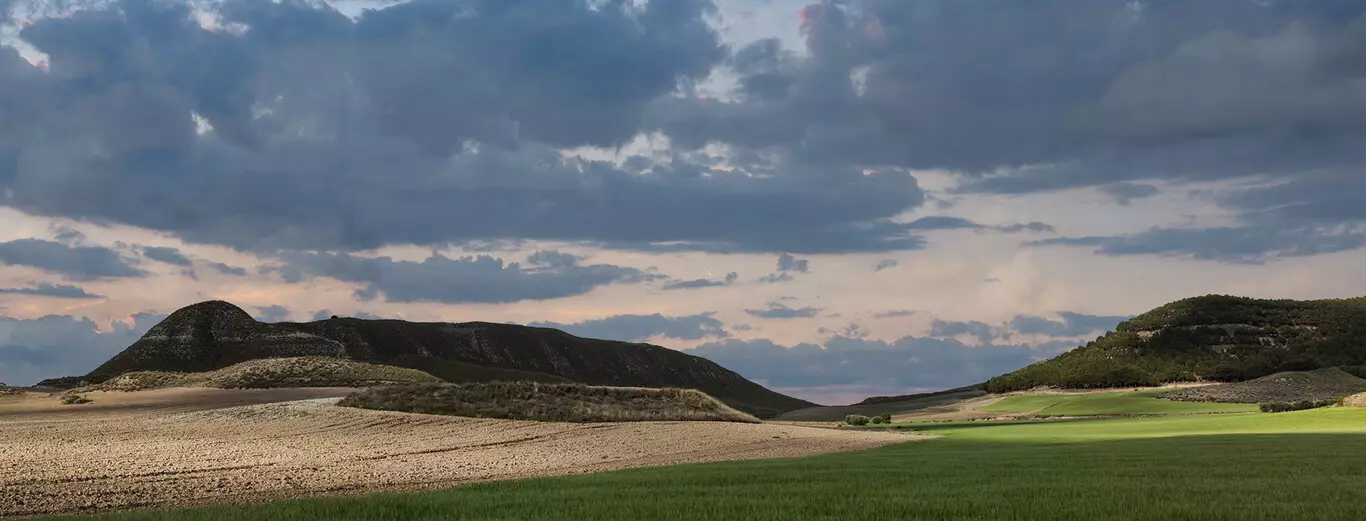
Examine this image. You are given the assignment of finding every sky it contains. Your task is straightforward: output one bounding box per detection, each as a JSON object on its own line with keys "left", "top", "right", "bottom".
{"left": 1, "top": 0, "right": 1364, "bottom": 403}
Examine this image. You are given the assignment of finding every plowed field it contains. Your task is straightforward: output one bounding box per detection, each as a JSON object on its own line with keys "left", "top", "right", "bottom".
{"left": 0, "top": 389, "right": 911, "bottom": 517}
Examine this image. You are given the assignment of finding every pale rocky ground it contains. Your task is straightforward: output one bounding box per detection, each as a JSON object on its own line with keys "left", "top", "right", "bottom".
{"left": 0, "top": 388, "right": 914, "bottom": 518}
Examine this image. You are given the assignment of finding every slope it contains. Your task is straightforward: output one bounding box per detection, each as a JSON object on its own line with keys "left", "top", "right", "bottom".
{"left": 40, "top": 301, "right": 812, "bottom": 418}
{"left": 986, "top": 295, "right": 1366, "bottom": 392}
{"left": 1163, "top": 367, "right": 1366, "bottom": 403}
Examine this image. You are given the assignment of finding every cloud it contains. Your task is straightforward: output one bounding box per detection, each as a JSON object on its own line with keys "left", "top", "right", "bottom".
{"left": 0, "top": 0, "right": 932, "bottom": 255}
{"left": 0, "top": 283, "right": 103, "bottom": 299}
{"left": 929, "top": 311, "right": 1128, "bottom": 344}
{"left": 530, "top": 312, "right": 728, "bottom": 342}
{"left": 0, "top": 312, "right": 165, "bottom": 386}
{"left": 688, "top": 335, "right": 1077, "bottom": 402}
{"left": 205, "top": 262, "right": 248, "bottom": 276}
{"left": 663, "top": 272, "right": 738, "bottom": 290}
{"left": 252, "top": 305, "right": 290, "bottom": 323}
{"left": 1010, "top": 312, "right": 1130, "bottom": 338}
{"left": 271, "top": 250, "right": 661, "bottom": 304}
{"left": 1098, "top": 183, "right": 1161, "bottom": 205}
{"left": 906, "top": 216, "right": 1055, "bottom": 234}
{"left": 0, "top": 239, "right": 146, "bottom": 280}
{"left": 874, "top": 259, "right": 898, "bottom": 272}
{"left": 649, "top": 0, "right": 1366, "bottom": 258}
{"left": 141, "top": 246, "right": 192, "bottom": 267}
{"left": 745, "top": 302, "right": 823, "bottom": 319}
{"left": 759, "top": 253, "right": 811, "bottom": 283}
{"left": 873, "top": 310, "right": 915, "bottom": 318}
{"left": 1028, "top": 224, "right": 1366, "bottom": 264}
{"left": 928, "top": 319, "right": 1000, "bottom": 345}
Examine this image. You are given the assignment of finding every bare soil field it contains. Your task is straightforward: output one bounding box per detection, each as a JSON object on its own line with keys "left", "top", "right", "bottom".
{"left": 0, "top": 388, "right": 912, "bottom": 518}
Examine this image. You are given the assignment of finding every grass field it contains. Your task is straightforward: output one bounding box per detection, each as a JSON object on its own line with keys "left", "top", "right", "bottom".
{"left": 47, "top": 407, "right": 1366, "bottom": 521}
{"left": 979, "top": 389, "right": 1258, "bottom": 416}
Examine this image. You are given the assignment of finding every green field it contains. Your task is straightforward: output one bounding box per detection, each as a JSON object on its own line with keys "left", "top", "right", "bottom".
{"left": 49, "top": 407, "right": 1366, "bottom": 521}
{"left": 979, "top": 389, "right": 1258, "bottom": 416}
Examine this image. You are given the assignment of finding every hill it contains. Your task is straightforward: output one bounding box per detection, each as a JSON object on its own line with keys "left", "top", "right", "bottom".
{"left": 1163, "top": 368, "right": 1366, "bottom": 403}
{"left": 775, "top": 385, "right": 987, "bottom": 422}
{"left": 986, "top": 295, "right": 1366, "bottom": 392}
{"left": 90, "top": 357, "right": 444, "bottom": 392}
{"left": 340, "top": 382, "right": 761, "bottom": 423}
{"left": 39, "top": 301, "right": 812, "bottom": 418}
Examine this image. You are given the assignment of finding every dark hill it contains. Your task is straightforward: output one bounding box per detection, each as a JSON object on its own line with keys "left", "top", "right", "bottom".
{"left": 986, "top": 295, "right": 1366, "bottom": 392}
{"left": 41, "top": 301, "right": 812, "bottom": 418}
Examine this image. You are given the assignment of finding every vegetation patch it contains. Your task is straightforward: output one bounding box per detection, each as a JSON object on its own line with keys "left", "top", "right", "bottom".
{"left": 1259, "top": 399, "right": 1337, "bottom": 413}
{"left": 92, "top": 357, "right": 442, "bottom": 391}
{"left": 338, "top": 382, "right": 759, "bottom": 423}
{"left": 985, "top": 389, "right": 1257, "bottom": 416}
{"left": 60, "top": 394, "right": 91, "bottom": 405}
{"left": 1164, "top": 368, "right": 1366, "bottom": 403}
{"left": 0, "top": 384, "right": 23, "bottom": 396}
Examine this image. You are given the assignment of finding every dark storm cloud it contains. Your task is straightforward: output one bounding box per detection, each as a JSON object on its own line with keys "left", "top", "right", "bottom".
{"left": 744, "top": 302, "right": 822, "bottom": 319}
{"left": 688, "top": 335, "right": 1076, "bottom": 394}
{"left": 270, "top": 250, "right": 662, "bottom": 304}
{"left": 650, "top": 0, "right": 1366, "bottom": 260}
{"left": 0, "top": 0, "right": 929, "bottom": 255}
{"left": 530, "top": 312, "right": 728, "bottom": 342}
{"left": 0, "top": 283, "right": 103, "bottom": 299}
{"left": 141, "top": 246, "right": 192, "bottom": 267}
{"left": 0, "top": 239, "right": 146, "bottom": 280}
{"left": 0, "top": 312, "right": 164, "bottom": 386}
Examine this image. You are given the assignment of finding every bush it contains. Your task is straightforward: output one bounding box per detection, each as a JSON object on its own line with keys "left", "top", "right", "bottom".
{"left": 1258, "top": 399, "right": 1335, "bottom": 413}
{"left": 870, "top": 413, "right": 893, "bottom": 424}
{"left": 61, "top": 394, "right": 92, "bottom": 405}
{"left": 844, "top": 414, "right": 871, "bottom": 426}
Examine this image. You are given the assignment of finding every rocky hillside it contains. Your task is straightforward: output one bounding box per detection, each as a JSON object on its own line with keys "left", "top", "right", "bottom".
{"left": 986, "top": 295, "right": 1366, "bottom": 393}
{"left": 41, "top": 301, "right": 812, "bottom": 418}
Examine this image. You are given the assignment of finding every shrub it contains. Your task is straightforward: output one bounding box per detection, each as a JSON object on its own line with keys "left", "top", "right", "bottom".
{"left": 844, "top": 414, "right": 871, "bottom": 426}
{"left": 870, "top": 413, "right": 893, "bottom": 424}
{"left": 1258, "top": 399, "right": 1335, "bottom": 413}
{"left": 61, "top": 394, "right": 92, "bottom": 405}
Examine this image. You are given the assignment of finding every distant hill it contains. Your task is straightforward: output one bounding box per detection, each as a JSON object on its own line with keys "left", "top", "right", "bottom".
{"left": 775, "top": 385, "right": 988, "bottom": 422}
{"left": 40, "top": 301, "right": 813, "bottom": 418}
{"left": 1163, "top": 367, "right": 1366, "bottom": 404}
{"left": 986, "top": 295, "right": 1366, "bottom": 393}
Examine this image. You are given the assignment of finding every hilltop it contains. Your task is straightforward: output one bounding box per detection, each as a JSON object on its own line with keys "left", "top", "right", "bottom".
{"left": 986, "top": 295, "right": 1366, "bottom": 392}
{"left": 39, "top": 301, "right": 812, "bottom": 418}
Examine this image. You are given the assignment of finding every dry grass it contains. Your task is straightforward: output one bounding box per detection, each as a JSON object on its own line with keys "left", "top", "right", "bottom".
{"left": 1164, "top": 367, "right": 1366, "bottom": 403}
{"left": 90, "top": 357, "right": 443, "bottom": 392}
{"left": 340, "top": 382, "right": 761, "bottom": 423}
{"left": 1346, "top": 393, "right": 1366, "bottom": 407}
